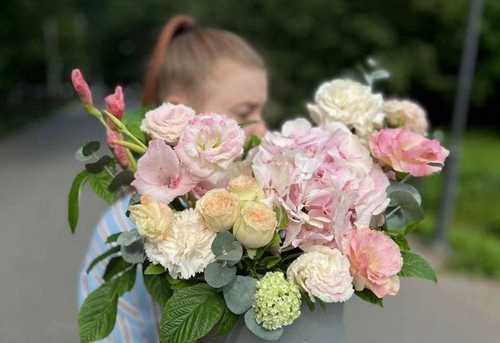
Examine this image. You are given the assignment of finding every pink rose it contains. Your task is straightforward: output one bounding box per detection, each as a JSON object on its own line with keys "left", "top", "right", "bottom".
{"left": 369, "top": 128, "right": 449, "bottom": 177}
{"left": 175, "top": 114, "right": 245, "bottom": 183}
{"left": 105, "top": 86, "right": 125, "bottom": 119}
{"left": 71, "top": 69, "right": 93, "bottom": 105}
{"left": 342, "top": 228, "right": 402, "bottom": 298}
{"left": 140, "top": 103, "right": 195, "bottom": 144}
{"left": 132, "top": 139, "right": 196, "bottom": 203}
{"left": 106, "top": 129, "right": 129, "bottom": 168}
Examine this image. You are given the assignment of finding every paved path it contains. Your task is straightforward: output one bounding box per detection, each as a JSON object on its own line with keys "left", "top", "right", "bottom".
{"left": 0, "top": 103, "right": 499, "bottom": 342}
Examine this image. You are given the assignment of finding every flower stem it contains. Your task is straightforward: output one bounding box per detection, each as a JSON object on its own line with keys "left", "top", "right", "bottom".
{"left": 113, "top": 140, "right": 146, "bottom": 154}
{"left": 103, "top": 110, "right": 147, "bottom": 150}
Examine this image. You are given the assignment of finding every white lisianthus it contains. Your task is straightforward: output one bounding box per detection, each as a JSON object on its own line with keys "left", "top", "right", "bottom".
{"left": 287, "top": 246, "right": 354, "bottom": 303}
{"left": 144, "top": 209, "right": 216, "bottom": 279}
{"left": 196, "top": 189, "right": 240, "bottom": 233}
{"left": 307, "top": 79, "right": 384, "bottom": 142}
{"left": 129, "top": 195, "right": 174, "bottom": 241}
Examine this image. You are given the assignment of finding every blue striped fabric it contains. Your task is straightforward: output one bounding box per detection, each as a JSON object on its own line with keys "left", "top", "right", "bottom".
{"left": 78, "top": 195, "right": 160, "bottom": 342}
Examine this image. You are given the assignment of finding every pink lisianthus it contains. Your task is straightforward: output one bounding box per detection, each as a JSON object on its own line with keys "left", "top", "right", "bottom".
{"left": 140, "top": 103, "right": 195, "bottom": 144}
{"left": 369, "top": 128, "right": 449, "bottom": 177}
{"left": 175, "top": 114, "right": 245, "bottom": 184}
{"left": 132, "top": 139, "right": 197, "bottom": 203}
{"left": 342, "top": 228, "right": 402, "bottom": 298}
{"left": 71, "top": 69, "right": 93, "bottom": 105}
{"left": 106, "top": 129, "right": 129, "bottom": 168}
{"left": 105, "top": 86, "right": 125, "bottom": 119}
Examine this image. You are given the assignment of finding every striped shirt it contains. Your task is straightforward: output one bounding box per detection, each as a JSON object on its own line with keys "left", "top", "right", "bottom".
{"left": 78, "top": 195, "right": 160, "bottom": 342}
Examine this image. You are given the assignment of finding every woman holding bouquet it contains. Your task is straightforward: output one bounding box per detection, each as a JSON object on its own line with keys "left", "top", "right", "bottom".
{"left": 79, "top": 15, "right": 269, "bottom": 342}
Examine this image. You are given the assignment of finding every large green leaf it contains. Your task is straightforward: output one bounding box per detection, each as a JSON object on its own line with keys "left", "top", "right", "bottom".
{"left": 79, "top": 282, "right": 118, "bottom": 342}
{"left": 160, "top": 284, "right": 225, "bottom": 343}
{"left": 355, "top": 289, "right": 384, "bottom": 307}
{"left": 144, "top": 263, "right": 166, "bottom": 275}
{"left": 86, "top": 246, "right": 120, "bottom": 273}
{"left": 113, "top": 266, "right": 137, "bottom": 296}
{"left": 399, "top": 251, "right": 437, "bottom": 282}
{"left": 123, "top": 108, "right": 147, "bottom": 144}
{"left": 143, "top": 273, "right": 172, "bottom": 306}
{"left": 87, "top": 170, "right": 116, "bottom": 204}
{"left": 68, "top": 170, "right": 89, "bottom": 233}
{"left": 216, "top": 306, "right": 239, "bottom": 337}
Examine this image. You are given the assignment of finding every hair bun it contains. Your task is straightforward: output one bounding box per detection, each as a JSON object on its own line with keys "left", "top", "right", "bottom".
{"left": 143, "top": 15, "right": 196, "bottom": 106}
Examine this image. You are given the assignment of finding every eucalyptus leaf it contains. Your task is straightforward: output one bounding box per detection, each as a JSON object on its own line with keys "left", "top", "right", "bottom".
{"left": 399, "top": 251, "right": 437, "bottom": 282}
{"left": 68, "top": 171, "right": 88, "bottom": 233}
{"left": 216, "top": 241, "right": 243, "bottom": 265}
{"left": 212, "top": 232, "right": 236, "bottom": 256}
{"left": 82, "top": 141, "right": 101, "bottom": 156}
{"left": 244, "top": 308, "right": 283, "bottom": 341}
{"left": 204, "top": 262, "right": 237, "bottom": 288}
{"left": 223, "top": 276, "right": 257, "bottom": 314}
{"left": 120, "top": 239, "right": 145, "bottom": 264}
{"left": 108, "top": 170, "right": 135, "bottom": 192}
{"left": 85, "top": 155, "right": 113, "bottom": 174}
{"left": 117, "top": 229, "right": 141, "bottom": 246}
{"left": 160, "top": 284, "right": 225, "bottom": 343}
{"left": 386, "top": 182, "right": 424, "bottom": 229}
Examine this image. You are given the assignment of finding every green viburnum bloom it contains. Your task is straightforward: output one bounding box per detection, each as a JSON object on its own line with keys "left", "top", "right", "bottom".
{"left": 254, "top": 272, "right": 302, "bottom": 330}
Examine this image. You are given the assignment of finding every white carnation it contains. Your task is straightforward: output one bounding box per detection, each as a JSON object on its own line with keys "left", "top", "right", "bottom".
{"left": 307, "top": 78, "right": 384, "bottom": 142}
{"left": 287, "top": 246, "right": 354, "bottom": 303}
{"left": 144, "top": 209, "right": 216, "bottom": 279}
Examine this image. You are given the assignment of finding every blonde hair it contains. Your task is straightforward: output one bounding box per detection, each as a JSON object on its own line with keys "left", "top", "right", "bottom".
{"left": 142, "top": 15, "right": 266, "bottom": 107}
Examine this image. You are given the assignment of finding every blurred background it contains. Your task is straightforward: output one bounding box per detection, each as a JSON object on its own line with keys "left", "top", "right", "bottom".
{"left": 1, "top": 0, "right": 499, "bottom": 342}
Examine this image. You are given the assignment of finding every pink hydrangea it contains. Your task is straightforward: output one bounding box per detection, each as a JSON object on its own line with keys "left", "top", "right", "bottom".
{"left": 132, "top": 139, "right": 196, "bottom": 203}
{"left": 105, "top": 86, "right": 125, "bottom": 119}
{"left": 71, "top": 69, "right": 93, "bottom": 105}
{"left": 106, "top": 129, "right": 129, "bottom": 168}
{"left": 140, "top": 103, "right": 195, "bottom": 144}
{"left": 252, "top": 119, "right": 390, "bottom": 249}
{"left": 369, "top": 128, "right": 449, "bottom": 177}
{"left": 341, "top": 228, "right": 402, "bottom": 298}
{"left": 175, "top": 114, "right": 245, "bottom": 184}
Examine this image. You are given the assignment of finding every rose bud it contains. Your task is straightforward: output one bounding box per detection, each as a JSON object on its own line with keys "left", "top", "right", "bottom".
{"left": 105, "top": 85, "right": 125, "bottom": 119}
{"left": 71, "top": 69, "right": 93, "bottom": 105}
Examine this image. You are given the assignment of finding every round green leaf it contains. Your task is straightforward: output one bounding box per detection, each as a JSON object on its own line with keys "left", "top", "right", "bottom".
{"left": 108, "top": 170, "right": 135, "bottom": 192}
{"left": 117, "top": 229, "right": 141, "bottom": 246}
{"left": 223, "top": 276, "right": 257, "bottom": 314}
{"left": 212, "top": 232, "right": 236, "bottom": 256}
{"left": 204, "top": 262, "right": 237, "bottom": 288}
{"left": 244, "top": 308, "right": 283, "bottom": 341}
{"left": 216, "top": 241, "right": 243, "bottom": 264}
{"left": 85, "top": 155, "right": 113, "bottom": 174}
{"left": 82, "top": 141, "right": 101, "bottom": 156}
{"left": 120, "top": 239, "right": 145, "bottom": 264}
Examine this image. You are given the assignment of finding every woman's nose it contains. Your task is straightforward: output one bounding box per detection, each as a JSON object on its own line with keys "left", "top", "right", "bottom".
{"left": 244, "top": 121, "right": 267, "bottom": 137}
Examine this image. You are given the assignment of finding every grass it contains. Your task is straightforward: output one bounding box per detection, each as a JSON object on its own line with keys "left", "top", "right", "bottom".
{"left": 417, "top": 131, "right": 500, "bottom": 279}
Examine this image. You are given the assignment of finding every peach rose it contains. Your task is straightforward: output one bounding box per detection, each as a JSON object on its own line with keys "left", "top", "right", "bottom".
{"left": 196, "top": 189, "right": 240, "bottom": 233}
{"left": 228, "top": 175, "right": 264, "bottom": 202}
{"left": 342, "top": 228, "right": 402, "bottom": 298}
{"left": 369, "top": 128, "right": 449, "bottom": 177}
{"left": 233, "top": 201, "right": 277, "bottom": 248}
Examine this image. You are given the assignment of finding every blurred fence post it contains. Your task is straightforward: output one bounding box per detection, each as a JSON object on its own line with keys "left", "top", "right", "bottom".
{"left": 435, "top": 0, "right": 484, "bottom": 244}
{"left": 43, "top": 18, "right": 63, "bottom": 97}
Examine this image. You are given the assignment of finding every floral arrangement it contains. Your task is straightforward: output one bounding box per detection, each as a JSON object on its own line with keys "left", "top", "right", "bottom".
{"left": 69, "top": 68, "right": 448, "bottom": 343}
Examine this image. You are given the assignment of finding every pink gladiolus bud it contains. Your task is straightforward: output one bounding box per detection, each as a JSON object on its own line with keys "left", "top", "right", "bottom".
{"left": 105, "top": 86, "right": 125, "bottom": 119}
{"left": 71, "top": 69, "right": 93, "bottom": 105}
{"left": 106, "top": 129, "right": 129, "bottom": 168}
